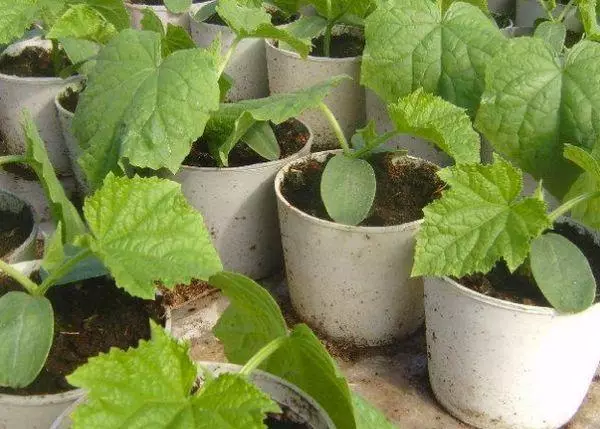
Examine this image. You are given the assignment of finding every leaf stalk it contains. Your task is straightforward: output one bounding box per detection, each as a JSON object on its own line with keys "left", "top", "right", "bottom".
{"left": 319, "top": 102, "right": 350, "bottom": 154}
{"left": 0, "top": 260, "right": 39, "bottom": 295}
{"left": 549, "top": 190, "right": 600, "bottom": 222}
{"left": 240, "top": 336, "right": 288, "bottom": 376}
{"left": 37, "top": 249, "right": 93, "bottom": 296}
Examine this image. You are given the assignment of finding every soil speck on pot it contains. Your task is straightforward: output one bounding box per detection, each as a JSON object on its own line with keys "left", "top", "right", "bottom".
{"left": 158, "top": 279, "right": 216, "bottom": 309}
{"left": 281, "top": 153, "right": 443, "bottom": 226}
{"left": 0, "top": 46, "right": 71, "bottom": 78}
{"left": 0, "top": 274, "right": 166, "bottom": 395}
{"left": 0, "top": 209, "right": 32, "bottom": 260}
{"left": 184, "top": 118, "right": 309, "bottom": 168}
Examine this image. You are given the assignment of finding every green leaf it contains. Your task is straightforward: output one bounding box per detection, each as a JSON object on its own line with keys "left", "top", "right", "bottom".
{"left": 321, "top": 154, "right": 376, "bottom": 225}
{"left": 575, "top": 0, "right": 600, "bottom": 40}
{"left": 564, "top": 144, "right": 600, "bottom": 229}
{"left": 59, "top": 37, "right": 100, "bottom": 75}
{"left": 475, "top": 39, "right": 600, "bottom": 198}
{"left": 162, "top": 23, "right": 197, "bottom": 57}
{"left": 531, "top": 233, "right": 596, "bottom": 313}
{"left": 412, "top": 156, "right": 552, "bottom": 277}
{"left": 533, "top": 21, "right": 566, "bottom": 54}
{"left": 164, "top": 0, "right": 192, "bottom": 14}
{"left": 21, "top": 111, "right": 87, "bottom": 243}
{"left": 84, "top": 0, "right": 130, "bottom": 31}
{"left": 353, "top": 393, "right": 399, "bottom": 429}
{"left": 216, "top": 0, "right": 312, "bottom": 57}
{"left": 243, "top": 121, "right": 280, "bottom": 161}
{"left": 0, "top": 292, "right": 53, "bottom": 388}
{"left": 210, "top": 272, "right": 288, "bottom": 364}
{"left": 141, "top": 8, "right": 165, "bottom": 36}
{"left": 361, "top": 0, "right": 505, "bottom": 115}
{"left": 564, "top": 144, "right": 600, "bottom": 181}
{"left": 387, "top": 88, "right": 481, "bottom": 164}
{"left": 47, "top": 4, "right": 117, "bottom": 44}
{"left": 440, "top": 0, "right": 490, "bottom": 15}
{"left": 73, "top": 30, "right": 220, "bottom": 189}
{"left": 284, "top": 15, "right": 328, "bottom": 40}
{"left": 84, "top": 174, "right": 223, "bottom": 299}
{"left": 307, "top": 0, "right": 375, "bottom": 21}
{"left": 0, "top": 0, "right": 39, "bottom": 44}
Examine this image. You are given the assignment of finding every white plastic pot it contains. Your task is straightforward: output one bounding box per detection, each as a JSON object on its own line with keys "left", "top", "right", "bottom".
{"left": 0, "top": 38, "right": 81, "bottom": 176}
{"left": 189, "top": 1, "right": 269, "bottom": 101}
{"left": 266, "top": 26, "right": 366, "bottom": 150}
{"left": 51, "top": 362, "right": 335, "bottom": 429}
{"left": 126, "top": 2, "right": 191, "bottom": 30}
{"left": 54, "top": 84, "right": 88, "bottom": 194}
{"left": 0, "top": 260, "right": 172, "bottom": 429}
{"left": 516, "top": 0, "right": 583, "bottom": 32}
{"left": 489, "top": 0, "right": 515, "bottom": 14}
{"left": 424, "top": 221, "right": 600, "bottom": 429}
{"left": 174, "top": 122, "right": 312, "bottom": 279}
{"left": 275, "top": 150, "right": 427, "bottom": 346}
{"left": 365, "top": 90, "right": 453, "bottom": 167}
{"left": 0, "top": 189, "right": 38, "bottom": 264}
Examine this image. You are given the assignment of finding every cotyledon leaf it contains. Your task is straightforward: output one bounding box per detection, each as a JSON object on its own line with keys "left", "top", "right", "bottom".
{"left": 46, "top": 4, "right": 117, "bottom": 44}
{"left": 563, "top": 143, "right": 600, "bottom": 229}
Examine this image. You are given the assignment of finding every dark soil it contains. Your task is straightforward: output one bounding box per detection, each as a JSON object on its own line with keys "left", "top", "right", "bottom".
{"left": 158, "top": 279, "right": 216, "bottom": 309}
{"left": 459, "top": 222, "right": 600, "bottom": 307}
{"left": 204, "top": 7, "right": 297, "bottom": 26}
{"left": 184, "top": 119, "right": 309, "bottom": 168}
{"left": 0, "top": 46, "right": 70, "bottom": 78}
{"left": 281, "top": 153, "right": 443, "bottom": 227}
{"left": 0, "top": 274, "right": 166, "bottom": 395}
{"left": 59, "top": 86, "right": 83, "bottom": 113}
{"left": 0, "top": 209, "right": 33, "bottom": 260}
{"left": 265, "top": 405, "right": 312, "bottom": 429}
{"left": 310, "top": 33, "right": 365, "bottom": 58}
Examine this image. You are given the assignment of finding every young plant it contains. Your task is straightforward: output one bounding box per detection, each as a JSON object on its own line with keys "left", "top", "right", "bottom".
{"left": 0, "top": 113, "right": 222, "bottom": 389}
{"left": 0, "top": 0, "right": 129, "bottom": 74}
{"left": 318, "top": 89, "right": 481, "bottom": 225}
{"left": 412, "top": 145, "right": 600, "bottom": 313}
{"left": 361, "top": 0, "right": 506, "bottom": 117}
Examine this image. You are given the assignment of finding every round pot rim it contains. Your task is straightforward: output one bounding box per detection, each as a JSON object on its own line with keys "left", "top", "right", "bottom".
{"left": 54, "top": 81, "right": 85, "bottom": 118}
{"left": 275, "top": 149, "right": 432, "bottom": 234}
{"left": 0, "top": 189, "right": 39, "bottom": 263}
{"left": 125, "top": 2, "right": 169, "bottom": 12}
{"left": 265, "top": 34, "right": 363, "bottom": 62}
{"left": 180, "top": 119, "right": 314, "bottom": 173}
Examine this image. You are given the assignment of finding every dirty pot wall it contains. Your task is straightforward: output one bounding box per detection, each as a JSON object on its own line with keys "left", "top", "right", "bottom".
{"left": 275, "top": 150, "right": 425, "bottom": 346}
{"left": 174, "top": 126, "right": 312, "bottom": 279}
{"left": 0, "top": 38, "right": 80, "bottom": 176}
{"left": 425, "top": 221, "right": 600, "bottom": 429}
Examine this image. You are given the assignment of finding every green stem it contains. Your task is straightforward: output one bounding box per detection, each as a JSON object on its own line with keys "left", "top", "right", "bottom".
{"left": 537, "top": 0, "right": 555, "bottom": 21}
{"left": 350, "top": 130, "right": 404, "bottom": 159}
{"left": 0, "top": 155, "right": 28, "bottom": 166}
{"left": 549, "top": 190, "right": 600, "bottom": 223}
{"left": 240, "top": 336, "right": 288, "bottom": 376}
{"left": 51, "top": 39, "right": 62, "bottom": 77}
{"left": 557, "top": 0, "right": 575, "bottom": 23}
{"left": 37, "top": 249, "right": 93, "bottom": 296}
{"left": 0, "top": 260, "right": 39, "bottom": 295}
{"left": 324, "top": 23, "right": 333, "bottom": 58}
{"left": 319, "top": 102, "right": 350, "bottom": 154}
{"left": 218, "top": 37, "right": 242, "bottom": 77}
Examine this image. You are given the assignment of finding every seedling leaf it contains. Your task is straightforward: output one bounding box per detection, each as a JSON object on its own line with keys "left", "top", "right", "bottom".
{"left": 533, "top": 21, "right": 566, "bottom": 54}
{"left": 164, "top": 0, "right": 192, "bottom": 14}
{"left": 564, "top": 144, "right": 600, "bottom": 229}
{"left": 46, "top": 4, "right": 117, "bottom": 44}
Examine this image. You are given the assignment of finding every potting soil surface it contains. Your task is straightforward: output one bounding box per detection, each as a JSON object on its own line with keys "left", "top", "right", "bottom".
{"left": 0, "top": 209, "right": 31, "bottom": 260}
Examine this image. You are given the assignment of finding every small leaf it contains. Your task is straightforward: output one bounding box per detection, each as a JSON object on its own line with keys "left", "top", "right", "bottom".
{"left": 284, "top": 15, "right": 328, "bottom": 40}
{"left": 162, "top": 23, "right": 196, "bottom": 57}
{"left": 412, "top": 156, "right": 552, "bottom": 277}
{"left": 243, "top": 122, "right": 280, "bottom": 161}
{"left": 533, "top": 21, "right": 566, "bottom": 54}
{"left": 531, "top": 233, "right": 596, "bottom": 313}
{"left": 85, "top": 0, "right": 130, "bottom": 31}
{"left": 59, "top": 37, "right": 100, "bottom": 75}
{"left": 388, "top": 88, "right": 481, "bottom": 164}
{"left": 164, "top": 0, "right": 192, "bottom": 14}
{"left": 0, "top": 292, "right": 54, "bottom": 388}
{"left": 47, "top": 4, "right": 117, "bottom": 44}
{"left": 564, "top": 144, "right": 600, "bottom": 182}
{"left": 321, "top": 154, "right": 376, "bottom": 225}
{"left": 84, "top": 174, "right": 223, "bottom": 299}
{"left": 353, "top": 393, "right": 399, "bottom": 429}
{"left": 141, "top": 8, "right": 165, "bottom": 36}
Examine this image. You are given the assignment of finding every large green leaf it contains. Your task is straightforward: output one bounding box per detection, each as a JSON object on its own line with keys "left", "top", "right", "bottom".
{"left": 321, "top": 154, "right": 376, "bottom": 225}
{"left": 0, "top": 0, "right": 40, "bottom": 44}
{"left": 412, "top": 156, "right": 551, "bottom": 277}
{"left": 531, "top": 233, "right": 596, "bottom": 313}
{"left": 216, "top": 0, "right": 312, "bottom": 57}
{"left": 47, "top": 4, "right": 117, "bottom": 44}
{"left": 361, "top": 0, "right": 505, "bottom": 115}
{"left": 475, "top": 39, "right": 600, "bottom": 198}
{"left": 533, "top": 21, "right": 566, "bottom": 54}
{"left": 68, "top": 321, "right": 279, "bottom": 429}
{"left": 84, "top": 174, "right": 222, "bottom": 299}
{"left": 387, "top": 88, "right": 481, "bottom": 164}
{"left": 73, "top": 30, "right": 220, "bottom": 189}
{"left": 0, "top": 292, "right": 54, "bottom": 388}
{"left": 83, "top": 0, "right": 130, "bottom": 31}
{"left": 563, "top": 144, "right": 600, "bottom": 229}
{"left": 164, "top": 0, "right": 192, "bottom": 14}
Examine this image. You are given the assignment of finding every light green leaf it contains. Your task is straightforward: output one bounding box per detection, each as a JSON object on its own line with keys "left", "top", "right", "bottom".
{"left": 73, "top": 30, "right": 220, "bottom": 189}
{"left": 47, "top": 4, "right": 117, "bottom": 44}
{"left": 284, "top": 15, "right": 328, "bottom": 40}
{"left": 164, "top": 0, "right": 192, "bottom": 14}
{"left": 388, "top": 88, "right": 481, "bottom": 164}
{"left": 21, "top": 111, "right": 87, "bottom": 243}
{"left": 243, "top": 121, "right": 280, "bottom": 161}
{"left": 353, "top": 393, "right": 399, "bottom": 429}
{"left": 531, "top": 233, "right": 596, "bottom": 313}
{"left": 210, "top": 272, "right": 288, "bottom": 364}
{"left": 0, "top": 0, "right": 39, "bottom": 44}
{"left": 141, "top": 8, "right": 165, "bottom": 36}
{"left": 533, "top": 21, "right": 566, "bottom": 54}
{"left": 475, "top": 39, "right": 600, "bottom": 198}
{"left": 59, "top": 37, "right": 100, "bottom": 75}
{"left": 307, "top": 0, "right": 375, "bottom": 21}
{"left": 412, "top": 156, "right": 552, "bottom": 277}
{"left": 84, "top": 174, "right": 222, "bottom": 299}
{"left": 216, "top": 0, "right": 312, "bottom": 57}
{"left": 162, "top": 23, "right": 197, "bottom": 57}
{"left": 440, "top": 0, "right": 490, "bottom": 15}
{"left": 321, "top": 154, "right": 376, "bottom": 225}
{"left": 0, "top": 292, "right": 53, "bottom": 388}
{"left": 361, "top": 0, "right": 505, "bottom": 115}
{"left": 564, "top": 144, "right": 600, "bottom": 229}
{"left": 564, "top": 144, "right": 600, "bottom": 181}
{"left": 575, "top": 0, "right": 600, "bottom": 40}
{"left": 84, "top": 0, "right": 129, "bottom": 31}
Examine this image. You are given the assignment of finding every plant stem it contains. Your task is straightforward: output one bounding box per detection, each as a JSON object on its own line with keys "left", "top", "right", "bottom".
{"left": 51, "top": 39, "right": 62, "bottom": 77}
{"left": 37, "top": 249, "right": 93, "bottom": 296}
{"left": 0, "top": 155, "right": 28, "bottom": 166}
{"left": 218, "top": 37, "right": 241, "bottom": 77}
{"left": 537, "top": 0, "right": 555, "bottom": 21}
{"left": 240, "top": 336, "right": 288, "bottom": 376}
{"left": 557, "top": 0, "right": 575, "bottom": 23}
{"left": 0, "top": 260, "right": 39, "bottom": 295}
{"left": 350, "top": 130, "right": 404, "bottom": 159}
{"left": 549, "top": 190, "right": 600, "bottom": 223}
{"left": 318, "top": 102, "right": 350, "bottom": 154}
{"left": 324, "top": 23, "right": 333, "bottom": 58}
